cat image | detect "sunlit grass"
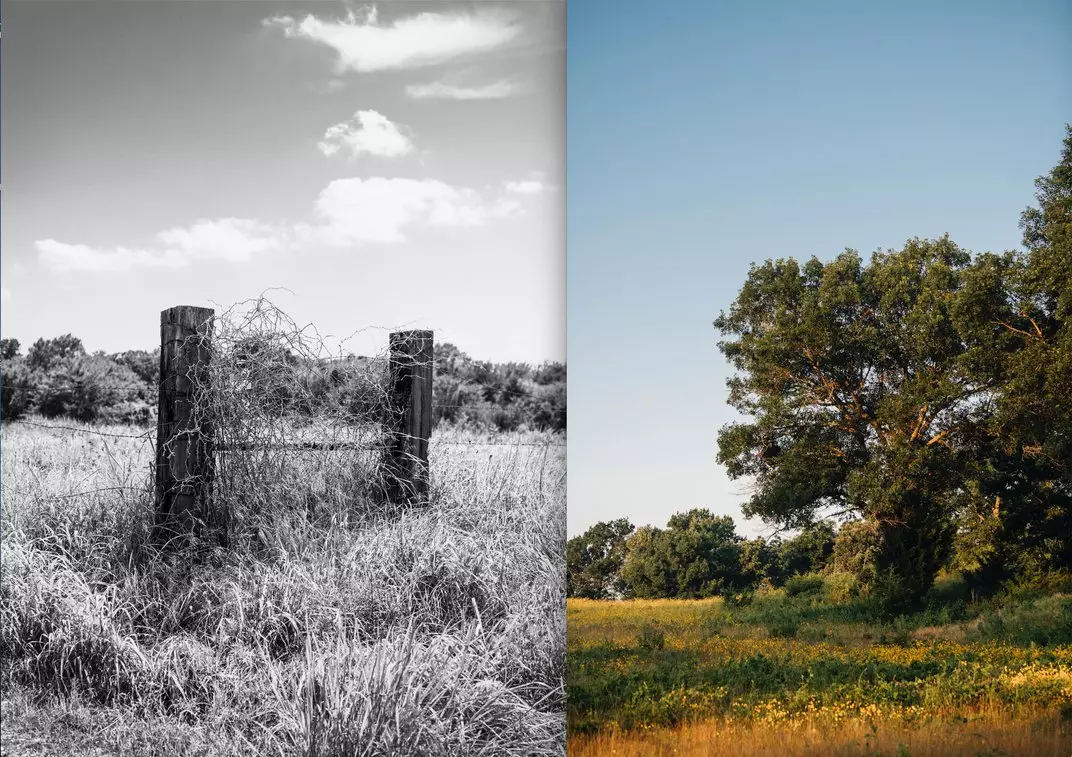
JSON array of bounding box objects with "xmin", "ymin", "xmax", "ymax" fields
[
  {"xmin": 1, "ymin": 418, "xmax": 566, "ymax": 756},
  {"xmin": 567, "ymin": 596, "xmax": 1072, "ymax": 755}
]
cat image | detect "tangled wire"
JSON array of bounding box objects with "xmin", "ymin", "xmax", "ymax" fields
[{"xmin": 154, "ymin": 298, "xmax": 429, "ymax": 547}]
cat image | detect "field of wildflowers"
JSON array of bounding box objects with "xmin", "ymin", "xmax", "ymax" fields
[{"xmin": 567, "ymin": 594, "xmax": 1072, "ymax": 756}]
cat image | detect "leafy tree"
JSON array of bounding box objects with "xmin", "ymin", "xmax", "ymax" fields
[
  {"xmin": 621, "ymin": 509, "xmax": 746, "ymax": 598},
  {"xmin": 739, "ymin": 536, "xmax": 781, "ymax": 588},
  {"xmin": 35, "ymin": 353, "xmax": 147, "ymax": 423},
  {"xmin": 778, "ymin": 521, "xmax": 836, "ymax": 579},
  {"xmin": 1, "ymin": 356, "xmax": 34, "ymax": 421},
  {"xmin": 1, "ymin": 338, "xmax": 20, "ymax": 360},
  {"xmin": 829, "ymin": 519, "xmax": 882, "ymax": 589},
  {"xmin": 111, "ymin": 348, "xmax": 159, "ymax": 387},
  {"xmin": 955, "ymin": 125, "xmax": 1072, "ymax": 588},
  {"xmin": 715, "ymin": 238, "xmax": 1001, "ymax": 607},
  {"xmin": 27, "ymin": 334, "xmax": 85, "ymax": 372},
  {"xmin": 566, "ymin": 518, "xmax": 635, "ymax": 598}
]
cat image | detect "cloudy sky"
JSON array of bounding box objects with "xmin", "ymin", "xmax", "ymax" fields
[
  {"xmin": 1, "ymin": 2, "xmax": 564, "ymax": 363},
  {"xmin": 568, "ymin": 0, "xmax": 1071, "ymax": 537}
]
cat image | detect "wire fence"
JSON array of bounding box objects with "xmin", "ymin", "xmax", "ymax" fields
[{"xmin": 8, "ymin": 418, "xmax": 565, "ymax": 448}]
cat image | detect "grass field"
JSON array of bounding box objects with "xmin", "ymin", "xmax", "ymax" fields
[
  {"xmin": 0, "ymin": 418, "xmax": 566, "ymax": 756},
  {"xmin": 567, "ymin": 591, "xmax": 1072, "ymax": 757}
]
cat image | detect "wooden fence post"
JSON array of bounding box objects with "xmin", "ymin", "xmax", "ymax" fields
[
  {"xmin": 154, "ymin": 305, "xmax": 215, "ymax": 543},
  {"xmin": 386, "ymin": 330, "xmax": 433, "ymax": 503}
]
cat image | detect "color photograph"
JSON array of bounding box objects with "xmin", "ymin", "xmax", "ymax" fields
[{"xmin": 567, "ymin": 1, "xmax": 1072, "ymax": 755}]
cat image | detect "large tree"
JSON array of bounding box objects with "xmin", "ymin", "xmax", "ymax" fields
[
  {"xmin": 957, "ymin": 125, "xmax": 1072, "ymax": 585},
  {"xmin": 566, "ymin": 518, "xmax": 635, "ymax": 599},
  {"xmin": 715, "ymin": 237, "xmax": 1004, "ymax": 606}
]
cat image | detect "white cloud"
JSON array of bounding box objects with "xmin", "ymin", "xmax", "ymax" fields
[
  {"xmin": 1, "ymin": 287, "xmax": 10, "ymax": 302},
  {"xmin": 265, "ymin": 7, "xmax": 520, "ymax": 73},
  {"xmin": 406, "ymin": 78, "xmax": 521, "ymax": 100},
  {"xmin": 154, "ymin": 218, "xmax": 287, "ymax": 262},
  {"xmin": 504, "ymin": 179, "xmax": 548, "ymax": 195},
  {"xmin": 37, "ymin": 181, "xmax": 525, "ymax": 272},
  {"xmin": 305, "ymin": 177, "xmax": 520, "ymax": 247},
  {"xmin": 37, "ymin": 218, "xmax": 286, "ymax": 273},
  {"xmin": 318, "ymin": 110, "xmax": 414, "ymax": 159},
  {"xmin": 35, "ymin": 241, "xmax": 187, "ymax": 274}
]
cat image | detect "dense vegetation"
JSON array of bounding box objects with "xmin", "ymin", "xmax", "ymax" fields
[
  {"xmin": 567, "ymin": 592, "xmax": 1072, "ymax": 756},
  {"xmin": 0, "ymin": 337, "xmax": 566, "ymax": 433},
  {"xmin": 569, "ymin": 125, "xmax": 1072, "ymax": 612},
  {"xmin": 1, "ymin": 419, "xmax": 566, "ymax": 755}
]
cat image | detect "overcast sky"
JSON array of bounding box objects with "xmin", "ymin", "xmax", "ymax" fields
[
  {"xmin": 567, "ymin": 0, "xmax": 1071, "ymax": 538},
  {"xmin": 1, "ymin": 1, "xmax": 564, "ymax": 363}
]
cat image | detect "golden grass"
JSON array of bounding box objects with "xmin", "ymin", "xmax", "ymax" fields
[
  {"xmin": 567, "ymin": 597, "xmax": 1072, "ymax": 756},
  {"xmin": 569, "ymin": 708, "xmax": 1072, "ymax": 757}
]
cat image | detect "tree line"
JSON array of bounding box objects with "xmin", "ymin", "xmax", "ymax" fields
[
  {"xmin": 0, "ymin": 335, "xmax": 566, "ymax": 433},
  {"xmin": 571, "ymin": 125, "xmax": 1072, "ymax": 610}
]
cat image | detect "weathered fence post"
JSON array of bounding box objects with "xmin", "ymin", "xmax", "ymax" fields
[
  {"xmin": 386, "ymin": 330, "xmax": 433, "ymax": 503},
  {"xmin": 153, "ymin": 305, "xmax": 215, "ymax": 543}
]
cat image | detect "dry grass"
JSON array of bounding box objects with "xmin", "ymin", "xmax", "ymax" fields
[
  {"xmin": 567, "ymin": 597, "xmax": 1072, "ymax": 756},
  {"xmin": 569, "ymin": 707, "xmax": 1072, "ymax": 757},
  {"xmin": 1, "ymin": 418, "xmax": 566, "ymax": 756}
]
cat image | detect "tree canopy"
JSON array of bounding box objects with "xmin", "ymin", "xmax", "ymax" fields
[{"xmin": 714, "ymin": 125, "xmax": 1072, "ymax": 607}]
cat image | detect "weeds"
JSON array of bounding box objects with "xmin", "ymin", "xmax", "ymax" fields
[{"xmin": 1, "ymin": 418, "xmax": 566, "ymax": 755}]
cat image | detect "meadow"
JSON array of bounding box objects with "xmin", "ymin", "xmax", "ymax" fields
[
  {"xmin": 0, "ymin": 417, "xmax": 566, "ymax": 756},
  {"xmin": 567, "ymin": 588, "xmax": 1072, "ymax": 757}
]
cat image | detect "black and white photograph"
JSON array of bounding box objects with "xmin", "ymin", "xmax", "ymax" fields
[{"xmin": 0, "ymin": 3, "xmax": 566, "ymax": 755}]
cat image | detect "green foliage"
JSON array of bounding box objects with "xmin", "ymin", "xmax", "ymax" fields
[
  {"xmin": 636, "ymin": 622, "xmax": 665, "ymax": 650},
  {"xmin": 566, "ymin": 519, "xmax": 635, "ymax": 599},
  {"xmin": 715, "ymin": 238, "xmax": 996, "ymax": 606},
  {"xmin": 972, "ymin": 595, "xmax": 1072, "ymax": 646},
  {"xmin": 784, "ymin": 573, "xmax": 824, "ymax": 597},
  {"xmin": 620, "ymin": 510, "xmax": 748, "ymax": 599},
  {"xmin": 710, "ymin": 127, "xmax": 1072, "ymax": 608}
]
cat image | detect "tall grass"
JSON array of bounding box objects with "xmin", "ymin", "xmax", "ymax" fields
[
  {"xmin": 1, "ymin": 418, "xmax": 566, "ymax": 755},
  {"xmin": 567, "ymin": 591, "xmax": 1072, "ymax": 755}
]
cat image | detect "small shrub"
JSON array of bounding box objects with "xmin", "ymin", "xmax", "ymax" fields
[
  {"xmin": 784, "ymin": 573, "xmax": 824, "ymax": 598},
  {"xmin": 822, "ymin": 572, "xmax": 858, "ymax": 604},
  {"xmin": 973, "ymin": 595, "xmax": 1072, "ymax": 646},
  {"xmin": 637, "ymin": 622, "xmax": 665, "ymax": 651}
]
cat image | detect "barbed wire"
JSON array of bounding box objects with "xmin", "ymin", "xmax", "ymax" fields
[
  {"xmin": 6, "ymin": 419, "xmax": 154, "ymax": 440},
  {"xmin": 3, "ymin": 420, "xmax": 564, "ymax": 449}
]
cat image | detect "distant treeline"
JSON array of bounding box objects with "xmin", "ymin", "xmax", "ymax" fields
[
  {"xmin": 0, "ymin": 336, "xmax": 565, "ymax": 433},
  {"xmin": 567, "ymin": 509, "xmax": 1069, "ymax": 603}
]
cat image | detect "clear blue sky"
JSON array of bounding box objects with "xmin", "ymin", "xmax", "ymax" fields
[{"xmin": 567, "ymin": 0, "xmax": 1071, "ymax": 537}]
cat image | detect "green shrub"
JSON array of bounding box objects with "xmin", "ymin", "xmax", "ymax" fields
[
  {"xmin": 637, "ymin": 622, "xmax": 665, "ymax": 650},
  {"xmin": 784, "ymin": 573, "xmax": 824, "ymax": 597},
  {"xmin": 822, "ymin": 572, "xmax": 858, "ymax": 604},
  {"xmin": 973, "ymin": 595, "xmax": 1072, "ymax": 646}
]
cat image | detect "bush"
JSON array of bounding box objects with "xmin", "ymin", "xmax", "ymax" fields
[
  {"xmin": 1, "ymin": 358, "xmax": 35, "ymax": 421},
  {"xmin": 973, "ymin": 595, "xmax": 1072, "ymax": 646},
  {"xmin": 35, "ymin": 355, "xmax": 148, "ymax": 423},
  {"xmin": 830, "ymin": 520, "xmax": 882, "ymax": 590},
  {"xmin": 822, "ymin": 572, "xmax": 859, "ymax": 604},
  {"xmin": 784, "ymin": 573, "xmax": 824, "ymax": 597},
  {"xmin": 637, "ymin": 622, "xmax": 666, "ymax": 651}
]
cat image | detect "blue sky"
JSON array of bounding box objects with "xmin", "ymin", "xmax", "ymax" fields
[
  {"xmin": 567, "ymin": 0, "xmax": 1072, "ymax": 537},
  {"xmin": 2, "ymin": 2, "xmax": 564, "ymax": 363}
]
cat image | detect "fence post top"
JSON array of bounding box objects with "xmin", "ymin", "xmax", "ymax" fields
[{"xmin": 161, "ymin": 306, "xmax": 216, "ymax": 326}]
